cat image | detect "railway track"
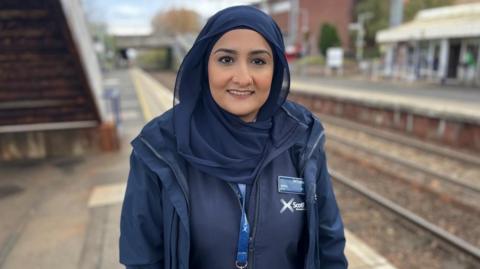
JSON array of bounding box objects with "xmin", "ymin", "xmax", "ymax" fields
[
  {"xmin": 331, "ymin": 169, "xmax": 480, "ymax": 268},
  {"xmin": 332, "ymin": 169, "xmax": 480, "ymax": 260},
  {"xmin": 319, "ymin": 114, "xmax": 480, "ymax": 210},
  {"xmin": 319, "ymin": 114, "xmax": 480, "ymax": 267},
  {"xmin": 319, "ymin": 113, "xmax": 480, "ymax": 167},
  {"xmin": 328, "ymin": 133, "xmax": 480, "ymax": 194}
]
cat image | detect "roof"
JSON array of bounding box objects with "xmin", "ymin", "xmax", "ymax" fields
[{"xmin": 376, "ymin": 3, "xmax": 480, "ymax": 43}]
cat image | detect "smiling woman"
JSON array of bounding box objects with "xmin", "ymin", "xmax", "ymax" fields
[
  {"xmin": 208, "ymin": 29, "xmax": 274, "ymax": 122},
  {"xmin": 120, "ymin": 5, "xmax": 347, "ymax": 269}
]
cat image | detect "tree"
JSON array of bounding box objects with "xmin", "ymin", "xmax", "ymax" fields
[
  {"xmin": 355, "ymin": 0, "xmax": 389, "ymax": 49},
  {"xmin": 318, "ymin": 23, "xmax": 342, "ymax": 56},
  {"xmin": 354, "ymin": 0, "xmax": 454, "ymax": 58},
  {"xmin": 151, "ymin": 8, "xmax": 201, "ymax": 35},
  {"xmin": 404, "ymin": 0, "xmax": 453, "ymax": 21}
]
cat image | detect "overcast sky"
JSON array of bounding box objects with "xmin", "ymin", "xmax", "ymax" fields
[{"xmin": 82, "ymin": 0, "xmax": 259, "ymax": 34}]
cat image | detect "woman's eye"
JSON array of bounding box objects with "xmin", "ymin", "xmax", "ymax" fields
[
  {"xmin": 218, "ymin": 56, "xmax": 234, "ymax": 64},
  {"xmin": 252, "ymin": 58, "xmax": 266, "ymax": 65}
]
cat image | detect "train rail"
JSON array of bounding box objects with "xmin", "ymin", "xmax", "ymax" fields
[
  {"xmin": 328, "ymin": 132, "xmax": 480, "ymax": 194},
  {"xmin": 331, "ymin": 169, "xmax": 480, "ymax": 266},
  {"xmin": 318, "ymin": 114, "xmax": 480, "ymax": 199},
  {"xmin": 319, "ymin": 114, "xmax": 480, "ymax": 167}
]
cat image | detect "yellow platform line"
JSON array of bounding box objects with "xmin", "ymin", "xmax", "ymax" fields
[
  {"xmin": 137, "ymin": 70, "xmax": 173, "ymax": 111},
  {"xmin": 130, "ymin": 68, "xmax": 153, "ymax": 122},
  {"xmin": 130, "ymin": 68, "xmax": 174, "ymax": 122}
]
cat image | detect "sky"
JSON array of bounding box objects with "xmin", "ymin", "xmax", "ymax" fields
[{"xmin": 82, "ymin": 0, "xmax": 259, "ymax": 35}]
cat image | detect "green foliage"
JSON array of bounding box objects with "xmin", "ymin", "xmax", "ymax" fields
[
  {"xmin": 404, "ymin": 0, "xmax": 453, "ymax": 21},
  {"xmin": 136, "ymin": 49, "xmax": 170, "ymax": 70},
  {"xmin": 363, "ymin": 46, "xmax": 381, "ymax": 59},
  {"xmin": 296, "ymin": 55, "xmax": 325, "ymax": 66},
  {"xmin": 318, "ymin": 23, "xmax": 342, "ymax": 56},
  {"xmin": 355, "ymin": 0, "xmax": 389, "ymax": 48}
]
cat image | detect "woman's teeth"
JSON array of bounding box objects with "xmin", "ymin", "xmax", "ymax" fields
[{"xmin": 227, "ymin": 90, "xmax": 254, "ymax": 96}]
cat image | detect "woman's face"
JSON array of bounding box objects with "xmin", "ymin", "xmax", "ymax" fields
[{"xmin": 208, "ymin": 29, "xmax": 274, "ymax": 122}]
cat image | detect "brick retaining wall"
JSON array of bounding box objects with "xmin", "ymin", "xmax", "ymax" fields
[{"xmin": 289, "ymin": 92, "xmax": 480, "ymax": 152}]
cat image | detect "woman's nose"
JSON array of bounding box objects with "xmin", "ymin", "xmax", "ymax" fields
[{"xmin": 232, "ymin": 64, "xmax": 253, "ymax": 87}]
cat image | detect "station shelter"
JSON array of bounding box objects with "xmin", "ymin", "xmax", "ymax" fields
[{"xmin": 376, "ymin": 3, "xmax": 480, "ymax": 86}]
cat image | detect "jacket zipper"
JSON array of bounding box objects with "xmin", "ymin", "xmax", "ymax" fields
[
  {"xmin": 140, "ymin": 136, "xmax": 190, "ymax": 210},
  {"xmin": 249, "ymin": 173, "xmax": 261, "ymax": 269},
  {"xmin": 300, "ymin": 130, "xmax": 324, "ymax": 177}
]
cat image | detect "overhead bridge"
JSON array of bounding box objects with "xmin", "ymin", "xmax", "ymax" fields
[{"xmin": 114, "ymin": 33, "xmax": 196, "ymax": 69}]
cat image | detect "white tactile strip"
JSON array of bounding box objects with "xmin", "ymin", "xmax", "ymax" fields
[
  {"xmin": 121, "ymin": 110, "xmax": 141, "ymax": 120},
  {"xmin": 345, "ymin": 229, "xmax": 397, "ymax": 269},
  {"xmin": 88, "ymin": 183, "xmax": 126, "ymax": 208}
]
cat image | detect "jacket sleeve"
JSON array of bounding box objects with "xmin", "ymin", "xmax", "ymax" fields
[
  {"xmin": 315, "ymin": 149, "xmax": 348, "ymax": 268},
  {"xmin": 120, "ymin": 150, "xmax": 164, "ymax": 269}
]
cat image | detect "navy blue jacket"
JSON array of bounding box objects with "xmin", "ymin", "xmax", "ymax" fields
[{"xmin": 120, "ymin": 101, "xmax": 348, "ymax": 269}]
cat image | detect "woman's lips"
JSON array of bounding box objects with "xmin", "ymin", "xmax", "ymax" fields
[{"xmin": 227, "ymin": 89, "xmax": 254, "ymax": 97}]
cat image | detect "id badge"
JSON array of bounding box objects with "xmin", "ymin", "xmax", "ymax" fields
[{"xmin": 277, "ymin": 176, "xmax": 305, "ymax": 195}]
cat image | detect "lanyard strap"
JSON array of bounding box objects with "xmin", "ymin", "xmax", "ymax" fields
[{"xmin": 235, "ymin": 183, "xmax": 250, "ymax": 269}]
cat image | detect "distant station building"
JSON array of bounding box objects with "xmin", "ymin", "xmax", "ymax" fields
[
  {"xmin": 257, "ymin": 0, "xmax": 357, "ymax": 55},
  {"xmin": 0, "ymin": 0, "xmax": 118, "ymax": 161},
  {"xmin": 376, "ymin": 3, "xmax": 480, "ymax": 86}
]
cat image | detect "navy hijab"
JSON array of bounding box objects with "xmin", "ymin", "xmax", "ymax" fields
[{"xmin": 173, "ymin": 6, "xmax": 296, "ymax": 184}]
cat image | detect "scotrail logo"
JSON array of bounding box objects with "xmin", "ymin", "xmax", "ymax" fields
[{"xmin": 280, "ymin": 198, "xmax": 305, "ymax": 213}]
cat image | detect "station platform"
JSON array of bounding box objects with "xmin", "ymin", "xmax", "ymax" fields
[
  {"xmin": 0, "ymin": 69, "xmax": 396, "ymax": 269},
  {"xmin": 291, "ymin": 77, "xmax": 480, "ymax": 122},
  {"xmin": 289, "ymin": 76, "xmax": 480, "ymax": 151}
]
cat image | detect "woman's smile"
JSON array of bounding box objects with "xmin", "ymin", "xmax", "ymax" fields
[{"xmin": 226, "ymin": 89, "xmax": 255, "ymax": 98}]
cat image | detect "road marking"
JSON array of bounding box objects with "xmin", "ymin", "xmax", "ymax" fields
[{"xmin": 88, "ymin": 183, "xmax": 126, "ymax": 208}]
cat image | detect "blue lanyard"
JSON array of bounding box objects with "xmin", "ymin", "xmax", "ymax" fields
[{"xmin": 235, "ymin": 183, "xmax": 250, "ymax": 269}]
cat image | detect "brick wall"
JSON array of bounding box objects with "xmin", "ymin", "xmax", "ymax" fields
[
  {"xmin": 268, "ymin": 0, "xmax": 356, "ymax": 54},
  {"xmin": 289, "ymin": 92, "xmax": 480, "ymax": 152}
]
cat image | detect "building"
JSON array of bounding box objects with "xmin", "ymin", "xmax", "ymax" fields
[
  {"xmin": 376, "ymin": 2, "xmax": 480, "ymax": 86},
  {"xmin": 259, "ymin": 0, "xmax": 356, "ymax": 55}
]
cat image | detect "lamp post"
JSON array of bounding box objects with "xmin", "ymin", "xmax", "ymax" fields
[
  {"xmin": 299, "ymin": 8, "xmax": 309, "ymax": 55},
  {"xmin": 288, "ymin": 0, "xmax": 299, "ymax": 47},
  {"xmin": 349, "ymin": 12, "xmax": 373, "ymax": 62}
]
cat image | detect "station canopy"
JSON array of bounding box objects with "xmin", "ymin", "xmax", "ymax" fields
[{"xmin": 376, "ymin": 3, "xmax": 480, "ymax": 43}]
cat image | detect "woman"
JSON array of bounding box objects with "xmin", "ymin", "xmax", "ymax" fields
[{"xmin": 120, "ymin": 6, "xmax": 347, "ymax": 269}]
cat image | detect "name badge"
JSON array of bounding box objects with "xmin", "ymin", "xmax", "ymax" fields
[{"xmin": 278, "ymin": 176, "xmax": 305, "ymax": 195}]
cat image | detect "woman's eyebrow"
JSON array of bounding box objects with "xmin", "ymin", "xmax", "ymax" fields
[
  {"xmin": 213, "ymin": 48, "xmax": 237, "ymax": 54},
  {"xmin": 250, "ymin": 50, "xmax": 272, "ymax": 57},
  {"xmin": 213, "ymin": 48, "xmax": 272, "ymax": 57}
]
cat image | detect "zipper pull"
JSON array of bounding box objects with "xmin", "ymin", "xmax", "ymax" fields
[{"xmin": 248, "ymin": 237, "xmax": 254, "ymax": 252}]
